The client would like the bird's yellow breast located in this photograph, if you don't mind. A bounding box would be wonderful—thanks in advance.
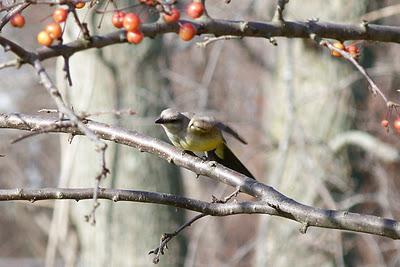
[180,129,223,152]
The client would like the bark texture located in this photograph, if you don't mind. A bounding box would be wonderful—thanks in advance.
[46,7,186,267]
[255,1,369,266]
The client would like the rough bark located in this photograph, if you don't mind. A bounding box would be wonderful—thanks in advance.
[46,7,186,267]
[255,1,369,266]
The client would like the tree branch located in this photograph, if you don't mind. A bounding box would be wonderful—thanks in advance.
[1,113,400,239]
[0,18,395,67]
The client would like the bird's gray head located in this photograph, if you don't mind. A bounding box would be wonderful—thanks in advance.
[155,108,189,134]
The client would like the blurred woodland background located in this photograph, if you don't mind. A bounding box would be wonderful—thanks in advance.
[1,0,400,266]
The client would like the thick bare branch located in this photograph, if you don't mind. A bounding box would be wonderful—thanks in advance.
[14,19,400,64]
[0,188,274,215]
[1,113,400,239]
[0,17,399,72]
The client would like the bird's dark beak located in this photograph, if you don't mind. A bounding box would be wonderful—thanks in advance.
[155,117,165,124]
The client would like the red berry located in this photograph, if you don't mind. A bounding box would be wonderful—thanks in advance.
[37,31,53,47]
[123,13,141,32]
[139,0,156,6]
[112,11,125,28]
[126,31,144,44]
[163,8,180,24]
[10,13,25,28]
[381,119,389,128]
[394,118,400,132]
[45,22,62,39]
[346,44,360,58]
[179,23,196,41]
[75,1,85,9]
[186,2,204,19]
[331,42,345,57]
[53,8,68,23]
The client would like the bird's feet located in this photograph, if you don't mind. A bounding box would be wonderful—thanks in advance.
[181,150,197,157]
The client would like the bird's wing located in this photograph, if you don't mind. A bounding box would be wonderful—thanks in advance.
[215,122,247,145]
[207,144,255,179]
[189,114,247,144]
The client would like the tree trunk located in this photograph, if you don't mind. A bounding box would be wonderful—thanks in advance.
[46,7,186,267]
[255,1,369,266]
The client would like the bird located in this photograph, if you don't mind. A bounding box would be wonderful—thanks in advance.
[155,108,255,179]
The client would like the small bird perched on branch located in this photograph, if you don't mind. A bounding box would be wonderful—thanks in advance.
[155,108,255,179]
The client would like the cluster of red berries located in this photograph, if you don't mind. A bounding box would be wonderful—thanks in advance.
[12,1,204,46]
[381,118,400,133]
[37,8,69,47]
[111,1,204,43]
[331,42,360,58]
[9,5,87,47]
[177,1,204,41]
[112,12,144,44]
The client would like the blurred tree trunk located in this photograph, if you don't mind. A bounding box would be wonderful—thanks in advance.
[255,1,368,266]
[45,7,186,267]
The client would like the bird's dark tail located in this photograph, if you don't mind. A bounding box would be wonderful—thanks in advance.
[207,144,255,179]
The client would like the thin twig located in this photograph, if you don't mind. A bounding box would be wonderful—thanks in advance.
[85,147,109,225]
[69,4,91,39]
[78,108,136,118]
[149,214,207,264]
[196,35,242,48]
[11,121,72,143]
[321,40,393,105]
[212,186,240,203]
[0,58,21,70]
[273,0,289,22]
[38,108,59,113]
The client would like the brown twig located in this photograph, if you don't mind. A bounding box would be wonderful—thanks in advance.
[273,0,289,22]
[69,4,91,39]
[11,120,72,143]
[78,108,136,118]
[212,186,240,203]
[85,145,109,225]
[62,55,73,86]
[38,108,59,113]
[149,214,207,264]
[320,40,397,106]
[196,35,242,47]
[0,58,21,69]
